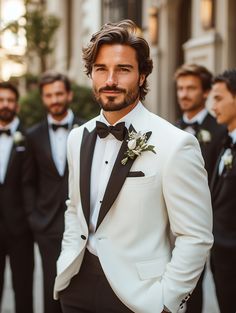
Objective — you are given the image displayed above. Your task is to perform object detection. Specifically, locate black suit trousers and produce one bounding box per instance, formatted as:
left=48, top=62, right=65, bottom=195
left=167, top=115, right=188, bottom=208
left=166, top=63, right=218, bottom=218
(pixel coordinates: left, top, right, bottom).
left=59, top=250, right=134, bottom=313
left=211, top=244, right=236, bottom=313
left=0, top=228, right=34, bottom=313
left=35, top=233, right=63, bottom=313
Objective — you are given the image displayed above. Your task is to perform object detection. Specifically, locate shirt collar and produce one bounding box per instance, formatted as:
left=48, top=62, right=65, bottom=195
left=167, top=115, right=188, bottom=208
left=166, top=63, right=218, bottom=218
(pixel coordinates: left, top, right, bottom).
left=183, top=108, right=208, bottom=124
left=99, top=101, right=143, bottom=129
left=229, top=128, right=236, bottom=144
left=0, top=116, right=19, bottom=133
left=47, top=109, right=74, bottom=126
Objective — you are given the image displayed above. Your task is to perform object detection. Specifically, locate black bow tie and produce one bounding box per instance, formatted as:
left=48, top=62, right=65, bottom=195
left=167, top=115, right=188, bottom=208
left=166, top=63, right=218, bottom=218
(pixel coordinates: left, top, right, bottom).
left=96, top=121, right=127, bottom=141
left=180, top=120, right=199, bottom=132
left=51, top=123, right=69, bottom=131
left=0, top=129, right=11, bottom=136
left=223, top=135, right=236, bottom=150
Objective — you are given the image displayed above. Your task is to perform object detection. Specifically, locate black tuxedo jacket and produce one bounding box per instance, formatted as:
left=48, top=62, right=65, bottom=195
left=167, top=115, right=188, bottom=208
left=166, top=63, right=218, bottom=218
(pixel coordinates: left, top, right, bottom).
left=210, top=143, right=236, bottom=250
left=176, top=113, right=226, bottom=182
left=27, top=115, right=84, bottom=236
left=0, top=123, right=34, bottom=236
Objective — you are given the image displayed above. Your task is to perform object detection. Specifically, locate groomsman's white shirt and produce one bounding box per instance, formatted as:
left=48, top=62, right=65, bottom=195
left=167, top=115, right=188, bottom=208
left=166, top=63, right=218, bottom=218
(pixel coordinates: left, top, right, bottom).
left=0, top=117, right=19, bottom=183
left=182, top=108, right=208, bottom=135
left=48, top=109, right=74, bottom=176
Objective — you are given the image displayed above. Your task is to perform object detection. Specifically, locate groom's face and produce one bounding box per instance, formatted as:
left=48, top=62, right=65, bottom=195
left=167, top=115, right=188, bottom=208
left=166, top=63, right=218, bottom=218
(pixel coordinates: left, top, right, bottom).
left=91, top=44, right=145, bottom=113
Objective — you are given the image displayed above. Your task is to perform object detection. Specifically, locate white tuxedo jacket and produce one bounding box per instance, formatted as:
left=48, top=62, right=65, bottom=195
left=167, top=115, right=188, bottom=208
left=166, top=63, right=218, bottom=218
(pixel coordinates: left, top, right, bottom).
left=54, top=104, right=213, bottom=313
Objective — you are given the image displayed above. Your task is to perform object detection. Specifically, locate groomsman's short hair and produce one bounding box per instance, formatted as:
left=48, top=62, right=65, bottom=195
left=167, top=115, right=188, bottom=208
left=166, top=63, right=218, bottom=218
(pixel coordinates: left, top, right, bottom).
left=0, top=82, right=19, bottom=101
left=39, top=71, right=71, bottom=93
left=82, top=19, right=153, bottom=101
left=174, top=64, right=213, bottom=92
left=213, top=69, right=236, bottom=96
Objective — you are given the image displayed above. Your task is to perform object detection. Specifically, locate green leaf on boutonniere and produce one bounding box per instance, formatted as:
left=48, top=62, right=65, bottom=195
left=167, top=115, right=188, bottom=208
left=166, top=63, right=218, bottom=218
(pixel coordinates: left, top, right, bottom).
left=121, top=130, right=156, bottom=165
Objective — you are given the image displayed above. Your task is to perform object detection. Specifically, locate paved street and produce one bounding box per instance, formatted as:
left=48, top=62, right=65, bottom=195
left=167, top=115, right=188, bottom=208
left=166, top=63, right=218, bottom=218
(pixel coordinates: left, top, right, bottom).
left=1, top=248, right=220, bottom=313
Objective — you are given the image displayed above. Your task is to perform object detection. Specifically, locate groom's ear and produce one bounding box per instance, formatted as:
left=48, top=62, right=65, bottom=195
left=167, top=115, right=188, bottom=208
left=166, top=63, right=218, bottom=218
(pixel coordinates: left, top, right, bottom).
left=139, top=74, right=145, bottom=87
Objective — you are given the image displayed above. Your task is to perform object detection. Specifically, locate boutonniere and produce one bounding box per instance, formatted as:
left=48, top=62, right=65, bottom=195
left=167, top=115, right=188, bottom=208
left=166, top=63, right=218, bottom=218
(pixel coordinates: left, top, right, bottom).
left=121, top=130, right=156, bottom=165
left=197, top=129, right=211, bottom=143
left=13, top=131, right=25, bottom=146
left=72, top=123, right=79, bottom=129
left=221, top=148, right=233, bottom=171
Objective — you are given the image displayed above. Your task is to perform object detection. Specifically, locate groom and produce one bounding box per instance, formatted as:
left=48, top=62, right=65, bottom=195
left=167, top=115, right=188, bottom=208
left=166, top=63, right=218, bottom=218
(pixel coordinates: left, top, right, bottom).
left=54, top=20, right=213, bottom=313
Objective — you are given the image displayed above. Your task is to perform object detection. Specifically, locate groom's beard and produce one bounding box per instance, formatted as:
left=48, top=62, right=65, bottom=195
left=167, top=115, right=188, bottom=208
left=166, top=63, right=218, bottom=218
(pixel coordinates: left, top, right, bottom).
left=93, top=84, right=140, bottom=112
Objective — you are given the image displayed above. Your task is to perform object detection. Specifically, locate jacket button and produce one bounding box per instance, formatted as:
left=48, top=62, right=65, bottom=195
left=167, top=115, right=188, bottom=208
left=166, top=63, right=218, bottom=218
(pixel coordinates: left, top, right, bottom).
left=81, top=235, right=86, bottom=240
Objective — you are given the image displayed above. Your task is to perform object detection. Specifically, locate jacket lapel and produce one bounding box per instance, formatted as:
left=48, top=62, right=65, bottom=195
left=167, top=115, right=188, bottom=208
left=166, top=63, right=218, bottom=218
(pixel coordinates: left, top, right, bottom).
left=80, top=127, right=97, bottom=226
left=96, top=125, right=152, bottom=229
left=5, top=124, right=23, bottom=179
left=42, top=120, right=63, bottom=176
left=210, top=148, right=225, bottom=198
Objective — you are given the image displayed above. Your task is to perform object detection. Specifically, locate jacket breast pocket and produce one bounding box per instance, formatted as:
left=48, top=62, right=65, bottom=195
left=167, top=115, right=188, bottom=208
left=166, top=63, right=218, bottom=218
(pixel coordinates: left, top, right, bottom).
left=125, top=174, right=156, bottom=187
left=136, top=255, right=170, bottom=281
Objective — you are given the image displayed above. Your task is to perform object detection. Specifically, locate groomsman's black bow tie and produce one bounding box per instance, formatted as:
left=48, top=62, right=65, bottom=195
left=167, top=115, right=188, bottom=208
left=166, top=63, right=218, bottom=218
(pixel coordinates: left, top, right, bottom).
left=223, top=135, right=236, bottom=150
left=0, top=129, right=11, bottom=136
left=96, top=121, right=127, bottom=141
left=180, top=120, right=199, bottom=132
left=51, top=123, right=69, bottom=131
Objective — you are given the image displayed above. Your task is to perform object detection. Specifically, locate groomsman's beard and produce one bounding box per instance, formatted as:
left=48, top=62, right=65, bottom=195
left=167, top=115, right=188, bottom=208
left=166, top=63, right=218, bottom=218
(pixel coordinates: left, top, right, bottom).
left=93, top=85, right=140, bottom=112
left=179, top=97, right=205, bottom=113
left=47, top=102, right=69, bottom=118
left=0, top=108, right=16, bottom=123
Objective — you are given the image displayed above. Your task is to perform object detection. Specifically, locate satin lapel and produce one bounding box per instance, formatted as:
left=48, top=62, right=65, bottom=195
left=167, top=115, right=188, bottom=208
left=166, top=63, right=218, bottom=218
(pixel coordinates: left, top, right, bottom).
left=63, top=117, right=79, bottom=176
left=80, top=127, right=97, bottom=226
left=42, top=121, right=61, bottom=176
left=5, top=124, right=24, bottom=177
left=210, top=148, right=224, bottom=197
left=96, top=125, right=152, bottom=229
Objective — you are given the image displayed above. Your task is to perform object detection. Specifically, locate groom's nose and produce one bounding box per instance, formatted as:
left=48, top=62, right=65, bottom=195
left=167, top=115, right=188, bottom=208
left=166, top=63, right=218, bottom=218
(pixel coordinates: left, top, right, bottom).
left=105, top=70, right=118, bottom=87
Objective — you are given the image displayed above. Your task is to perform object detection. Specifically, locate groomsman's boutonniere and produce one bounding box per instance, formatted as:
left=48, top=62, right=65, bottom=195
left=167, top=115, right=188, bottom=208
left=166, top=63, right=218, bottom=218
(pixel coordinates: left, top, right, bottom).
left=197, top=129, right=211, bottom=143
left=13, top=131, right=25, bottom=146
left=72, top=123, right=79, bottom=129
left=121, top=130, right=156, bottom=165
left=221, top=148, right=233, bottom=171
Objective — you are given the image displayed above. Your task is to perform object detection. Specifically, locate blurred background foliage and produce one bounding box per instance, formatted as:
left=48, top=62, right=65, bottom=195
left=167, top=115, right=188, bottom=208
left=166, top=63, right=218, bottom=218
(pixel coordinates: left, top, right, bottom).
left=2, top=0, right=60, bottom=72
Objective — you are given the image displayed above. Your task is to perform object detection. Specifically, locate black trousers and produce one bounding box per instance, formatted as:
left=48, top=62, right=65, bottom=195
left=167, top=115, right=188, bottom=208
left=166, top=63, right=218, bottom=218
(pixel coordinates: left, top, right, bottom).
left=60, top=250, right=134, bottom=313
left=211, top=244, right=236, bottom=313
left=185, top=267, right=205, bottom=313
left=0, top=228, right=34, bottom=313
left=35, top=233, right=63, bottom=313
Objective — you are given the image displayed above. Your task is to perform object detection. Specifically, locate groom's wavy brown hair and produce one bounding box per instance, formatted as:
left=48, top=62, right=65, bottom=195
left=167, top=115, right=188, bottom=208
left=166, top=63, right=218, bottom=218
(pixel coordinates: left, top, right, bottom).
left=82, top=20, right=153, bottom=101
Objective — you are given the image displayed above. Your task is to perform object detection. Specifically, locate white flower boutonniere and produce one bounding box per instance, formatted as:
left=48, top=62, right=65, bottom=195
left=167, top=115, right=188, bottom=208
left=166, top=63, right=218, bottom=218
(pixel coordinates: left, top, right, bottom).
left=197, top=129, right=211, bottom=143
left=121, top=130, right=156, bottom=165
left=72, top=123, right=79, bottom=129
left=13, top=131, right=25, bottom=145
left=222, top=148, right=233, bottom=171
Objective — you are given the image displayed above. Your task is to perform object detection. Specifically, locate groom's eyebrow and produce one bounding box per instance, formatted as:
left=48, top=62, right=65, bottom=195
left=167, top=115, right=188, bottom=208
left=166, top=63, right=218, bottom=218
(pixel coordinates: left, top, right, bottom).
left=93, top=64, right=134, bottom=68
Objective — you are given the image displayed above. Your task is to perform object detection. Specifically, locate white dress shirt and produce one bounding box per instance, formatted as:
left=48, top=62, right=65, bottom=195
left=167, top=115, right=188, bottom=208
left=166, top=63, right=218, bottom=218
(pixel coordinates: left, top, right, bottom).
left=218, top=128, right=236, bottom=175
left=87, top=102, right=143, bottom=255
left=0, top=117, right=20, bottom=183
left=48, top=109, right=74, bottom=176
left=183, top=108, right=208, bottom=135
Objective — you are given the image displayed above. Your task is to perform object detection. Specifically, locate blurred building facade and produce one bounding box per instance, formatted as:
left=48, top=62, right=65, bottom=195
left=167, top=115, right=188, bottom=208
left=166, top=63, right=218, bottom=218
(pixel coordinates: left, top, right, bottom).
left=1, top=0, right=236, bottom=121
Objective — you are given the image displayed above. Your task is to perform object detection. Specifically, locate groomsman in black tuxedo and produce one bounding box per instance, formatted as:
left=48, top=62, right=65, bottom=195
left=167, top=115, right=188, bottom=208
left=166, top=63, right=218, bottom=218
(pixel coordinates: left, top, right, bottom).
left=211, top=69, right=236, bottom=313
left=0, top=82, right=34, bottom=313
left=174, top=64, right=226, bottom=313
left=27, top=72, right=84, bottom=313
